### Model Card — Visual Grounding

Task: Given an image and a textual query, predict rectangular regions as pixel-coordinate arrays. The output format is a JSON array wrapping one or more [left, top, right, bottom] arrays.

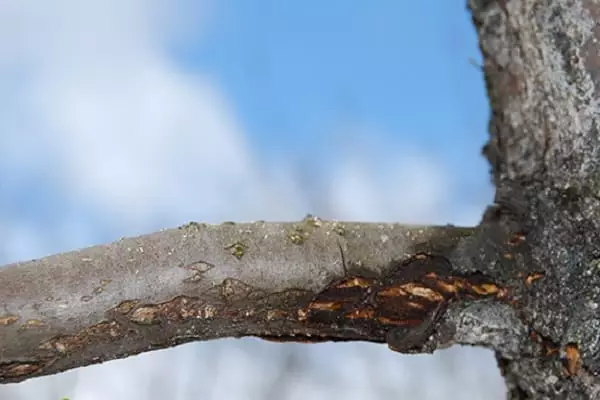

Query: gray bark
[[1, 220, 481, 383], [1, 1, 599, 398], [470, 0, 600, 397]]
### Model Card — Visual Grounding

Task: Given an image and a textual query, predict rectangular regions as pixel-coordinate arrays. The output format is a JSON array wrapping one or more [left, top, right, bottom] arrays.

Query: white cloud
[[0, 1, 501, 399], [327, 139, 453, 223], [0, 0, 270, 229]]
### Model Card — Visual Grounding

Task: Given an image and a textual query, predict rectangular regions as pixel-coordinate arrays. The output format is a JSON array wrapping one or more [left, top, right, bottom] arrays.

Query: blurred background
[[0, 0, 504, 399]]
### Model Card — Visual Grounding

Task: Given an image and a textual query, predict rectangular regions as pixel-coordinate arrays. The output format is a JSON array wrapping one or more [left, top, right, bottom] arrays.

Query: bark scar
[[298, 253, 508, 350]]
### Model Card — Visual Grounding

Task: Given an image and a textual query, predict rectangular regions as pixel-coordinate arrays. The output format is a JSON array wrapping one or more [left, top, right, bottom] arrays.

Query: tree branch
[[3, 2, 599, 398], [1, 217, 491, 383]]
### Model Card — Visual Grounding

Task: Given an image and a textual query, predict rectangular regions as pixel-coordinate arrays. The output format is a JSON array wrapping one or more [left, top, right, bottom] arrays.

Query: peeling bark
[[2, 219, 484, 383]]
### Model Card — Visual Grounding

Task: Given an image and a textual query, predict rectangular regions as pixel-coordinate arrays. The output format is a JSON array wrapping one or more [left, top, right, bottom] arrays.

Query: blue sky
[[0, 1, 493, 260], [189, 2, 485, 142], [0, 1, 502, 399], [183, 0, 490, 193]]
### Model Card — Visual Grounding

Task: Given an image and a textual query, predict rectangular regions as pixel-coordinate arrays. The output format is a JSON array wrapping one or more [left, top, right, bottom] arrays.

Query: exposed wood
[[2, 218, 490, 383]]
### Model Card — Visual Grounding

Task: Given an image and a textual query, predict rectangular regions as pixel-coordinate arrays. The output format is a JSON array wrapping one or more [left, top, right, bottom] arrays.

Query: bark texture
[[470, 0, 600, 397], [2, 1, 600, 398], [2, 219, 492, 383]]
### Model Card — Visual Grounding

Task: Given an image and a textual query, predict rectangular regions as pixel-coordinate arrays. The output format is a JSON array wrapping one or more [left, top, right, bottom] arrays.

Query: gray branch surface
[[2, 219, 489, 383]]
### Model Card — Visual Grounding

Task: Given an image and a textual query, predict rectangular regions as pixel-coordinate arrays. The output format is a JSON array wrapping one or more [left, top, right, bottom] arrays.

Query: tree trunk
[[469, 0, 600, 397]]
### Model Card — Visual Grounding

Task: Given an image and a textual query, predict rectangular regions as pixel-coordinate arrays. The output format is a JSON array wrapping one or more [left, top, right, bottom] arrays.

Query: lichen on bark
[[470, 0, 600, 397]]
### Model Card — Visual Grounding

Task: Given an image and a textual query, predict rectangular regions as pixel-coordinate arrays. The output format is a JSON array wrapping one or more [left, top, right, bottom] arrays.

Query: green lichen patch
[[288, 227, 308, 245], [225, 242, 248, 259], [332, 223, 346, 236], [451, 226, 475, 237]]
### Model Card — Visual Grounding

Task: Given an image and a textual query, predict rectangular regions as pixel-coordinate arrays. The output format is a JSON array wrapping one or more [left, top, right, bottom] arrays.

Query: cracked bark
[[1, 220, 490, 382], [1, 0, 600, 398], [470, 0, 600, 397]]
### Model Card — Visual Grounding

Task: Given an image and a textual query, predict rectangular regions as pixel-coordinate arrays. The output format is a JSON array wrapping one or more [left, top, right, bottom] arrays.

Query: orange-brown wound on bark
[[309, 301, 342, 311], [1, 362, 44, 379], [266, 309, 288, 321], [563, 343, 581, 376], [0, 315, 19, 326], [346, 308, 375, 319], [470, 283, 502, 296], [337, 277, 371, 288], [405, 301, 426, 310], [525, 272, 544, 286], [508, 232, 526, 245], [379, 283, 443, 302], [300, 253, 507, 336], [431, 280, 460, 296]]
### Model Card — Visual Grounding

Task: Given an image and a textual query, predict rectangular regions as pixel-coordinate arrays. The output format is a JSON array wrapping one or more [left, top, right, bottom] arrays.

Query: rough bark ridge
[[470, 0, 600, 397]]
